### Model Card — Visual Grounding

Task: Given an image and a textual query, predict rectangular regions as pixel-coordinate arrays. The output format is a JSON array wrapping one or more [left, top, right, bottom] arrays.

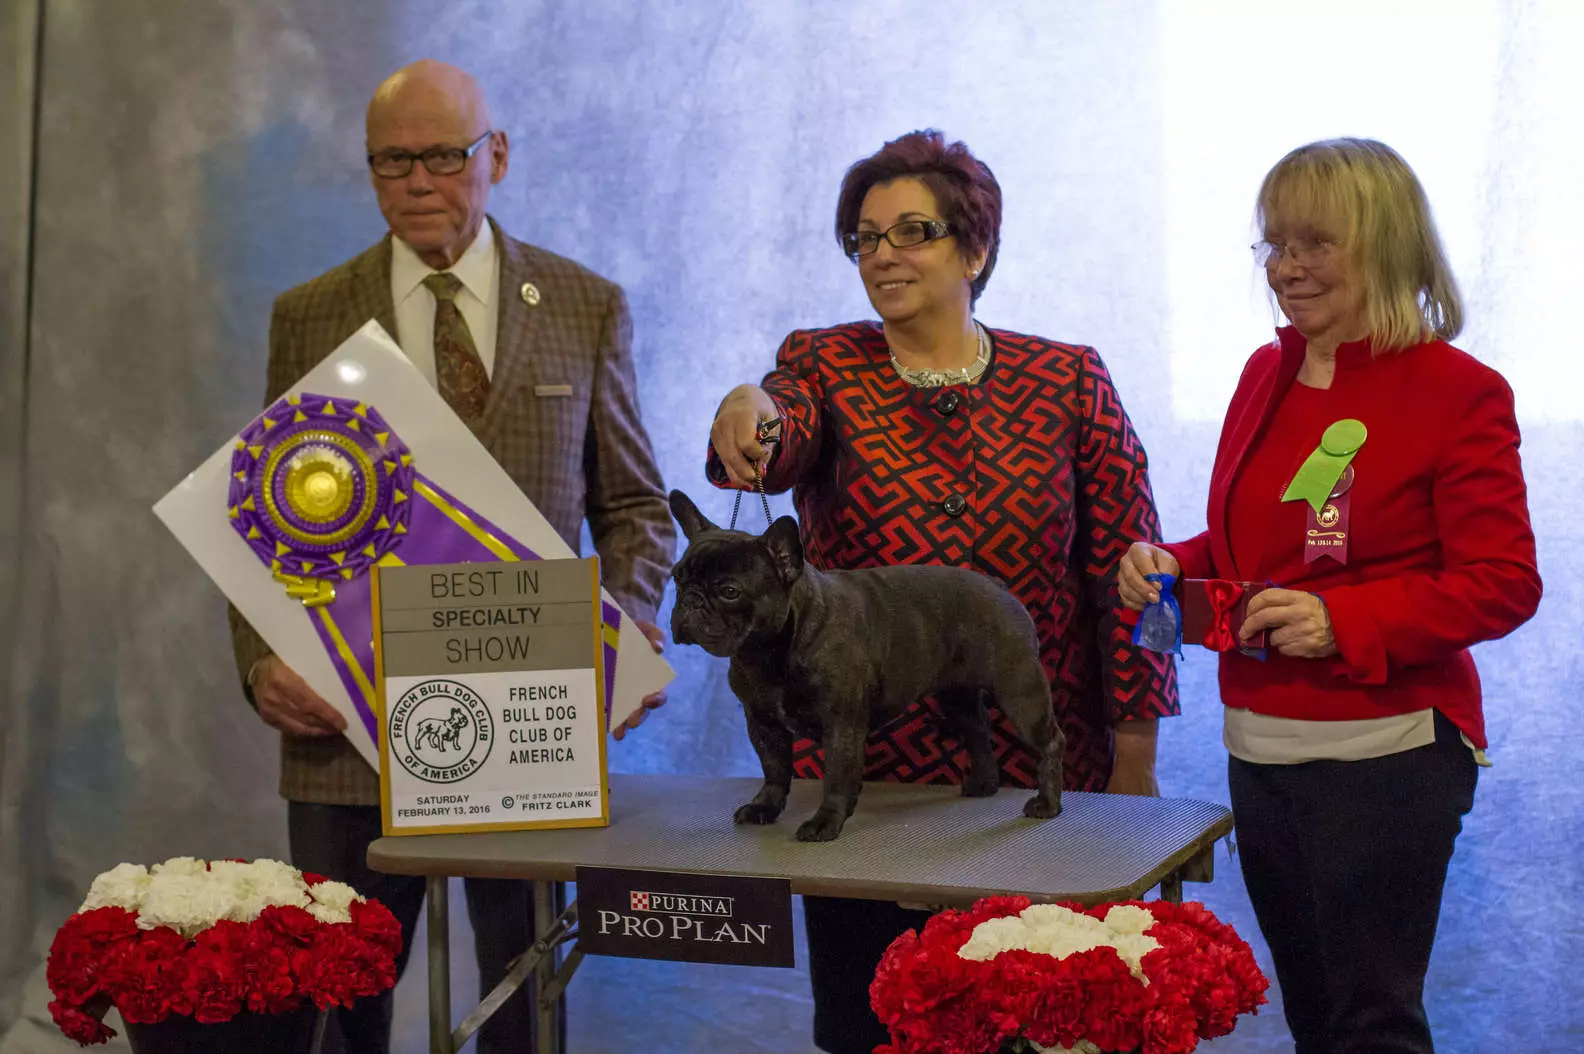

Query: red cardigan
[[1161, 328, 1541, 748]]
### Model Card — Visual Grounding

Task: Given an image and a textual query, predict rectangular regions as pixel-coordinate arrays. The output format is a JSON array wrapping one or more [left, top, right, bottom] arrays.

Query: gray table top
[[369, 775, 1231, 906]]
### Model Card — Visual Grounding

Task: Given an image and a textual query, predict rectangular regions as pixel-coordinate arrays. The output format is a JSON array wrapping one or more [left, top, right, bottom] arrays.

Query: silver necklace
[[890, 322, 991, 388]]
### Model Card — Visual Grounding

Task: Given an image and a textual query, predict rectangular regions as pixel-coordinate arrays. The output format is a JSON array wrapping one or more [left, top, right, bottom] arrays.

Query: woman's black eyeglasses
[[842, 219, 954, 260]]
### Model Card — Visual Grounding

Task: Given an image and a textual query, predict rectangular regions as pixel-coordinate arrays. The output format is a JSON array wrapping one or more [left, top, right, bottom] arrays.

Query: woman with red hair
[[707, 130, 1179, 1053]]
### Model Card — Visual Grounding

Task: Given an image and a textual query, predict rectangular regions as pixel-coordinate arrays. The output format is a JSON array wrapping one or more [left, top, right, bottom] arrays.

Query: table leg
[[427, 876, 453, 1054], [1181, 844, 1216, 883], [1159, 871, 1184, 903], [533, 880, 563, 1054]]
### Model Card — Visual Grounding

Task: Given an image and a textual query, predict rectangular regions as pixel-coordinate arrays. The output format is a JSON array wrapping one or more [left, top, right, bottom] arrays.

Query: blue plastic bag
[[1131, 572, 1183, 657]]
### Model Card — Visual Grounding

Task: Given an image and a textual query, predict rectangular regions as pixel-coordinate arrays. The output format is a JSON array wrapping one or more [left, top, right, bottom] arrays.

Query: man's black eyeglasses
[[368, 130, 494, 179]]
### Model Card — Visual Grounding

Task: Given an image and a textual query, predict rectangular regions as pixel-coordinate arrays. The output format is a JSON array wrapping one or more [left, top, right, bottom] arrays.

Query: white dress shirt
[[390, 221, 500, 385], [1223, 708, 1490, 767]]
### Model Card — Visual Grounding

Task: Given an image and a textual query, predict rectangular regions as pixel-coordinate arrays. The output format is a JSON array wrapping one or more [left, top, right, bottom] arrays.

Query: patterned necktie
[[422, 272, 490, 426]]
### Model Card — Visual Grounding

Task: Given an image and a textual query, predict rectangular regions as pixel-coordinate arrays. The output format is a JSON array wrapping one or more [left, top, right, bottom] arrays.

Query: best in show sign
[[373, 558, 609, 835]]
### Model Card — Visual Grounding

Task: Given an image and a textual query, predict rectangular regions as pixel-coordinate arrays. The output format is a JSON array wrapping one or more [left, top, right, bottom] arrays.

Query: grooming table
[[368, 773, 1233, 1054]]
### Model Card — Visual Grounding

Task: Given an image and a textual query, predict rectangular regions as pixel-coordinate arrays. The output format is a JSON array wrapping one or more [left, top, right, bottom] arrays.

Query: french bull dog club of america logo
[[391, 679, 493, 783]]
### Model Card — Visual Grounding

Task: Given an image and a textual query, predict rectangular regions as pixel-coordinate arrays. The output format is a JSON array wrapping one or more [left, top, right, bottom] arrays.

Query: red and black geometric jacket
[[708, 321, 1178, 792]]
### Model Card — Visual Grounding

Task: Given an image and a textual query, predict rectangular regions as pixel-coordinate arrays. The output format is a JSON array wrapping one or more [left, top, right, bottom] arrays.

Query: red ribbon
[[1202, 579, 1244, 651]]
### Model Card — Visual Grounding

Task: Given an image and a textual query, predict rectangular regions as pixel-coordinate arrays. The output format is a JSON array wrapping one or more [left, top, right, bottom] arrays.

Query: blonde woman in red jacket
[[1119, 138, 1541, 1053]]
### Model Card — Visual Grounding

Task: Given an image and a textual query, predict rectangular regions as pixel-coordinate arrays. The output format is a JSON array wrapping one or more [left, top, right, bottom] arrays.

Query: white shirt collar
[[391, 219, 496, 305]]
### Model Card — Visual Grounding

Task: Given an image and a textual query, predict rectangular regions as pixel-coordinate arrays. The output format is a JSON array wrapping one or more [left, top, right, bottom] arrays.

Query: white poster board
[[154, 321, 673, 767]]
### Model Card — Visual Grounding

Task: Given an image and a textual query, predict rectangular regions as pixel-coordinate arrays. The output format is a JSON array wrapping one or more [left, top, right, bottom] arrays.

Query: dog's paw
[[1022, 794, 1062, 820], [794, 810, 845, 842], [961, 773, 999, 798], [733, 801, 783, 825]]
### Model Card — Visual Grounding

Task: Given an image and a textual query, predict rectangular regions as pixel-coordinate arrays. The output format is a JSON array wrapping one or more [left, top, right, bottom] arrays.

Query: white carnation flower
[[1108, 934, 1163, 981], [244, 859, 305, 888], [306, 901, 352, 924], [150, 856, 208, 877], [256, 874, 312, 907], [138, 872, 233, 938], [305, 880, 363, 924], [79, 863, 150, 913], [1098, 904, 1155, 936], [205, 860, 309, 923], [225, 883, 301, 922], [957, 903, 1160, 984], [957, 915, 1030, 959], [203, 860, 253, 885]]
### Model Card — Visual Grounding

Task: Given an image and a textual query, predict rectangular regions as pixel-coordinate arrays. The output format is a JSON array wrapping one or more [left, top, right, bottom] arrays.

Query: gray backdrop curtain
[[2, 0, 42, 1036], [2, 2, 1580, 1051]]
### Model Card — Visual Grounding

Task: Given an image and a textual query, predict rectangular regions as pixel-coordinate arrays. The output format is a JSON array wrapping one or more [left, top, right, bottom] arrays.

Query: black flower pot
[[123, 1004, 323, 1054]]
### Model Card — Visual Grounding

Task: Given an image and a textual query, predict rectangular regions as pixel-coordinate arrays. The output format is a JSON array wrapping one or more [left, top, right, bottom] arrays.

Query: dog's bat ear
[[668, 489, 719, 539], [762, 515, 804, 586]]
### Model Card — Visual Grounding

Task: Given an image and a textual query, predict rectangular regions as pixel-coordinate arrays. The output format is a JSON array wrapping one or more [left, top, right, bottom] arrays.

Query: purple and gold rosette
[[228, 393, 623, 741]]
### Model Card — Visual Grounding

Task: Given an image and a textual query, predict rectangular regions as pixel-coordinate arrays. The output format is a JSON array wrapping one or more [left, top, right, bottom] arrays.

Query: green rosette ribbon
[[1282, 418, 1366, 512]]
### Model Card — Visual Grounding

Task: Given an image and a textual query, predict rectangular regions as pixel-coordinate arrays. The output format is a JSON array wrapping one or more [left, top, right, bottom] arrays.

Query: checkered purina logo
[[630, 891, 650, 911]]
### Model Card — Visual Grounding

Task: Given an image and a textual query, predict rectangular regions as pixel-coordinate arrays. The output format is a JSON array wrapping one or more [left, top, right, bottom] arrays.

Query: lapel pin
[[520, 282, 541, 306]]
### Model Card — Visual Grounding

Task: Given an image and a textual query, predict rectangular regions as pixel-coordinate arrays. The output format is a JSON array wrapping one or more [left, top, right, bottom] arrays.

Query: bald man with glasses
[[229, 59, 674, 1054]]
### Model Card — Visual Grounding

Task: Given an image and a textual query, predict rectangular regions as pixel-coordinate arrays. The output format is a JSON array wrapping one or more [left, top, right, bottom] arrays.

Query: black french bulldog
[[667, 489, 1063, 842]]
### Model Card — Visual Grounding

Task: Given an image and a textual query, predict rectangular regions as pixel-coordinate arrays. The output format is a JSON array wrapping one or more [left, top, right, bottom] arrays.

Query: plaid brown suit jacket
[[229, 217, 675, 805]]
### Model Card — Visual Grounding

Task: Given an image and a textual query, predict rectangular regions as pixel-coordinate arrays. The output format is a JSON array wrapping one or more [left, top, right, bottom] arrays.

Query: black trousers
[[805, 896, 933, 1054], [288, 802, 539, 1054], [1228, 711, 1477, 1054]]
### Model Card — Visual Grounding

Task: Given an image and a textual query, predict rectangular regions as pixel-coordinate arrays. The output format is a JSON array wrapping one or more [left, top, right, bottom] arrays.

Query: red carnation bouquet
[[871, 897, 1268, 1054], [46, 857, 400, 1046]]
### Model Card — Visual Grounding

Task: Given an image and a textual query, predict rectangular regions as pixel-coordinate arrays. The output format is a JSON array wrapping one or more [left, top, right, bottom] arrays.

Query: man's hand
[[1117, 542, 1181, 612], [1106, 718, 1161, 796], [611, 619, 668, 741], [710, 385, 779, 488], [251, 655, 346, 737], [1241, 588, 1337, 658]]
